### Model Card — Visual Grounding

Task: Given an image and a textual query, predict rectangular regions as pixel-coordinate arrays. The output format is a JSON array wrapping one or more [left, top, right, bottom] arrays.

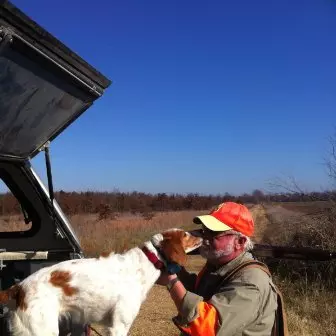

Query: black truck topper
[[0, 0, 111, 255]]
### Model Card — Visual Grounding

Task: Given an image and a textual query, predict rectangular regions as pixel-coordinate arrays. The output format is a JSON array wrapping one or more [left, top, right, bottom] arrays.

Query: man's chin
[[200, 247, 233, 260]]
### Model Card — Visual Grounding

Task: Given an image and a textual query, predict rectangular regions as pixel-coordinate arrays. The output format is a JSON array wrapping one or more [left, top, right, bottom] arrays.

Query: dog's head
[[151, 228, 203, 266]]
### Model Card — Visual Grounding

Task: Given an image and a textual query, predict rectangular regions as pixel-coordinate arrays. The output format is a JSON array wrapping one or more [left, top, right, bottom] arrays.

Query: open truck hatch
[[0, 2, 111, 334], [0, 0, 111, 160]]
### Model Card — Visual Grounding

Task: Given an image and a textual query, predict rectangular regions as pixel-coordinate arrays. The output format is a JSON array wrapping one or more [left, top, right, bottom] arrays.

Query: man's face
[[199, 226, 240, 261]]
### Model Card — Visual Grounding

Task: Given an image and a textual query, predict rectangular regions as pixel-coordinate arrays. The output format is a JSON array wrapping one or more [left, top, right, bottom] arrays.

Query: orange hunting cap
[[193, 202, 254, 237]]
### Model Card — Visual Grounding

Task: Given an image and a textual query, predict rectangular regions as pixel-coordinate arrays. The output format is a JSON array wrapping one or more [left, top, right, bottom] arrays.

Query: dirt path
[[250, 204, 270, 243]]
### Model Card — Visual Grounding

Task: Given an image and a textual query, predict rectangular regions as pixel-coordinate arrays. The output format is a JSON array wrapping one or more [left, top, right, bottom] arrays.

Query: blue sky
[[9, 0, 336, 195]]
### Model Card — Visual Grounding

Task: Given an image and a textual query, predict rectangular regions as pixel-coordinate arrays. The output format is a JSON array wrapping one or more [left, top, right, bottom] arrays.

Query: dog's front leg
[[106, 324, 131, 336], [106, 296, 142, 336], [106, 319, 134, 336]]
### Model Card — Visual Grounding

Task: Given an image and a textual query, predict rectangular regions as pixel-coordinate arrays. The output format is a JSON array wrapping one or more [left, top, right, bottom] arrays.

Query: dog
[[0, 228, 202, 336]]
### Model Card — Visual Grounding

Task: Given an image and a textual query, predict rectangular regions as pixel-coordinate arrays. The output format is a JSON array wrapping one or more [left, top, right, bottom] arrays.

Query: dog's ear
[[161, 232, 187, 266]]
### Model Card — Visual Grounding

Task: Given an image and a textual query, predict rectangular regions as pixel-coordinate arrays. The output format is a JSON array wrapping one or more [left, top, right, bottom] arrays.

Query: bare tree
[[325, 130, 336, 184]]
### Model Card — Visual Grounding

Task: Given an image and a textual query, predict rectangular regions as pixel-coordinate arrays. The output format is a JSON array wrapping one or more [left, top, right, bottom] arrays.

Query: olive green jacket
[[173, 252, 278, 336]]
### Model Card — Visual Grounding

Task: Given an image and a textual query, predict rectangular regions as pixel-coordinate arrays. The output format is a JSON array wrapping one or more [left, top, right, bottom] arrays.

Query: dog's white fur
[[0, 228, 202, 336]]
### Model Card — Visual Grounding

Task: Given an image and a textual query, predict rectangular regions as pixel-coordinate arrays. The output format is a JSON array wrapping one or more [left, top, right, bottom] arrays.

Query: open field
[[278, 200, 333, 212], [260, 203, 336, 336], [70, 210, 205, 256], [1, 202, 335, 335]]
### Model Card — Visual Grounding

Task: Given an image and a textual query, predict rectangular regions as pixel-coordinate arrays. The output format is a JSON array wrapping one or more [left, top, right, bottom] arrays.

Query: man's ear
[[161, 238, 187, 266], [236, 236, 247, 249]]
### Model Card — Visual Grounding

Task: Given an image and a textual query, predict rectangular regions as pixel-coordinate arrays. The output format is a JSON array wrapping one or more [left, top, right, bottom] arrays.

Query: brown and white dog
[[0, 228, 202, 336]]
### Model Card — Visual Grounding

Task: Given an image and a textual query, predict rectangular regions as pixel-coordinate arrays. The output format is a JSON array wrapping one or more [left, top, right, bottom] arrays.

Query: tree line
[[0, 189, 335, 216]]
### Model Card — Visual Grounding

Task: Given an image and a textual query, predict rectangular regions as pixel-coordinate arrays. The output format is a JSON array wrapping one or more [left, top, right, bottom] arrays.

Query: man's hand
[[156, 272, 177, 286]]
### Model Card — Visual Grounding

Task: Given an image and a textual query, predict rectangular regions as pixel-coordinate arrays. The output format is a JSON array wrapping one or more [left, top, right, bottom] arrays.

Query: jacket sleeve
[[177, 267, 198, 291], [172, 280, 261, 336]]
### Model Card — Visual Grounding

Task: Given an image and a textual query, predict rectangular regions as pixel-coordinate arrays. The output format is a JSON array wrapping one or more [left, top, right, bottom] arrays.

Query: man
[[157, 202, 280, 336]]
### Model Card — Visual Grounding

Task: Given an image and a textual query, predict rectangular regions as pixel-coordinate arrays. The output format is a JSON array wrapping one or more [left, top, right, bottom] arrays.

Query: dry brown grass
[[279, 201, 333, 215], [0, 214, 31, 231], [70, 210, 202, 256], [262, 203, 336, 336], [280, 278, 336, 336]]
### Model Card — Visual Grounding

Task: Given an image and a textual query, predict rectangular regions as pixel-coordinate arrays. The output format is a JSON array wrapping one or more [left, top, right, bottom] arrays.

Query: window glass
[[0, 178, 32, 232]]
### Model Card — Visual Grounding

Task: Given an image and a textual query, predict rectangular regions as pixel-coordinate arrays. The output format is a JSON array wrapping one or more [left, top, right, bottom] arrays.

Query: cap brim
[[193, 215, 232, 232]]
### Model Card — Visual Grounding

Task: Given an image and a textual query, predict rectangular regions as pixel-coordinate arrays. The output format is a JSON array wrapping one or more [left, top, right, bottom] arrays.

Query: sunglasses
[[200, 227, 237, 240]]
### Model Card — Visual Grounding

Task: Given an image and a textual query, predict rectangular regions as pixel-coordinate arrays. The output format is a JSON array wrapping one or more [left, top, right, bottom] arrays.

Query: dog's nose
[[188, 229, 203, 238], [203, 239, 210, 245]]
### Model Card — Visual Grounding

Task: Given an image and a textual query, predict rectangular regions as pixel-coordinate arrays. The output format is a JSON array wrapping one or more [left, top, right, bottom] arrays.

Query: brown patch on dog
[[49, 271, 78, 296], [0, 285, 27, 311], [16, 285, 27, 311], [161, 230, 187, 266]]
